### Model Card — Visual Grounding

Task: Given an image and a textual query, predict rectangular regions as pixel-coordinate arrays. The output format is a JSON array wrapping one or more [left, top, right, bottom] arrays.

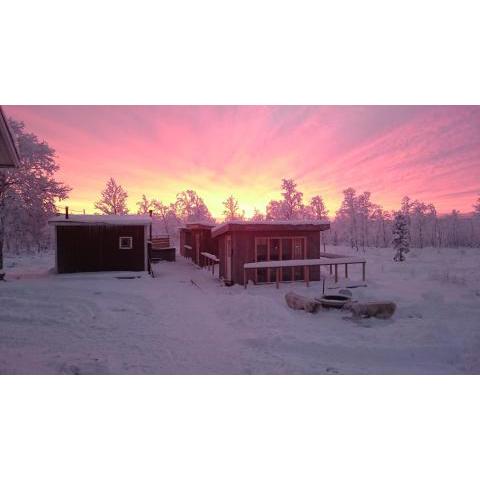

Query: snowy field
[[1, 247, 479, 374]]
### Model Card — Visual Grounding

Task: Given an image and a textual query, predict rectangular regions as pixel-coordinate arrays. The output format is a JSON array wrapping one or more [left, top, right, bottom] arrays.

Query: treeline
[[1, 117, 479, 272], [95, 176, 480, 249]]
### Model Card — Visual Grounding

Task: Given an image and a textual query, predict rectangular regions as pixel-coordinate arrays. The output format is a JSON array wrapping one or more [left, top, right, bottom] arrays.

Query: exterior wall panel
[[56, 224, 145, 273]]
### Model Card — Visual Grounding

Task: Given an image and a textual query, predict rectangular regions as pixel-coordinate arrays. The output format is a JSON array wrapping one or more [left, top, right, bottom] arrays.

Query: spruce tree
[[392, 212, 410, 262]]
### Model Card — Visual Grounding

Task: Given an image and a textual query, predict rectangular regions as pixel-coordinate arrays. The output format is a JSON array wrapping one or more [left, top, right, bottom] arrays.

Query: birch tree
[[0, 118, 70, 273], [94, 177, 129, 214]]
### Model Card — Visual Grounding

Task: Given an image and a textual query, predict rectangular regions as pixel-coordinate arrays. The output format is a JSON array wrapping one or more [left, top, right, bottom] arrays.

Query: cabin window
[[255, 236, 306, 283], [119, 236, 133, 249]]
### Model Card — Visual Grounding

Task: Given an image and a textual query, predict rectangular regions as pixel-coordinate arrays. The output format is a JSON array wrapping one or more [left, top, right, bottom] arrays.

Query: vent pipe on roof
[[65, 206, 69, 219]]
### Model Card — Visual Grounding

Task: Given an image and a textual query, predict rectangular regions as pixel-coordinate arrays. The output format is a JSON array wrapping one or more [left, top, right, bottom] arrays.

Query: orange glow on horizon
[[4, 105, 480, 219]]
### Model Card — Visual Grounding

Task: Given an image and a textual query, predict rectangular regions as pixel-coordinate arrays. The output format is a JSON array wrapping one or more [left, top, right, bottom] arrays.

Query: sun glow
[[5, 105, 480, 219]]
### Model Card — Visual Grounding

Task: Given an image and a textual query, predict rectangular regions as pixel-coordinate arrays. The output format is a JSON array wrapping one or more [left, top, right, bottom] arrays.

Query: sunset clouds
[[4, 105, 480, 217]]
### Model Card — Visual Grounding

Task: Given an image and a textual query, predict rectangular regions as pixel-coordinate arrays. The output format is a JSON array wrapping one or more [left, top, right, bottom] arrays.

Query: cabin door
[[225, 235, 232, 281], [195, 233, 200, 264]]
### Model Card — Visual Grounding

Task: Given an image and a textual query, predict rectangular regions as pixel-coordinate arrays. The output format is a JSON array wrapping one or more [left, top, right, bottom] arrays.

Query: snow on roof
[[48, 214, 152, 226], [185, 221, 217, 228], [211, 219, 330, 237]]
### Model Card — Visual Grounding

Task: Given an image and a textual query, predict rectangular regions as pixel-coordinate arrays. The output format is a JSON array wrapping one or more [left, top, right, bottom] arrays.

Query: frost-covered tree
[[250, 208, 265, 221], [222, 195, 244, 221], [266, 199, 286, 220], [371, 207, 391, 248], [0, 118, 70, 272], [280, 178, 304, 219], [174, 190, 213, 223], [336, 188, 359, 250], [94, 177, 129, 214], [136, 194, 156, 214], [136, 194, 182, 237], [306, 195, 329, 220], [357, 192, 375, 249], [474, 194, 480, 216], [392, 212, 410, 262], [411, 200, 428, 248], [266, 178, 304, 220]]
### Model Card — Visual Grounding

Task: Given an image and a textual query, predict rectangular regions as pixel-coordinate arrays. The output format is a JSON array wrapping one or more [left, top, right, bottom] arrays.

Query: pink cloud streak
[[3, 105, 480, 217]]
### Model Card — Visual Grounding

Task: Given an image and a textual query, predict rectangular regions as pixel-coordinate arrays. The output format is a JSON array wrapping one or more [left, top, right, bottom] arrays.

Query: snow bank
[[1, 247, 479, 374]]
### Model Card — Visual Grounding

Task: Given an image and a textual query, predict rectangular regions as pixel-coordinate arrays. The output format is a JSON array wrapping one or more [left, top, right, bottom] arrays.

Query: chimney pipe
[[65, 206, 69, 219], [149, 209, 153, 217]]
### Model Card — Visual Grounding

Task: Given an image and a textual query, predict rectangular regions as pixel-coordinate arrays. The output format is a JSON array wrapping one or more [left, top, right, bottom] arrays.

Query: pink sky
[[4, 105, 480, 217]]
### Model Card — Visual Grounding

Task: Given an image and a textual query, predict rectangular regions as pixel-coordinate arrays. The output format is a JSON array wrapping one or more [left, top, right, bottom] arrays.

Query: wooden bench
[[149, 236, 176, 262]]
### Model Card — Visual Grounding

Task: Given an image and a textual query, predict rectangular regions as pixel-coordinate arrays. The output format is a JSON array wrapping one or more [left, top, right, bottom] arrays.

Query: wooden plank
[[334, 264, 338, 283]]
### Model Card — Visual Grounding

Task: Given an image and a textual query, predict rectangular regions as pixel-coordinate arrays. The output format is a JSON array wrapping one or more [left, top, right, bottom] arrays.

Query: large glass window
[[255, 236, 305, 283], [281, 238, 293, 281], [268, 239, 280, 282], [256, 238, 268, 283], [293, 238, 305, 280]]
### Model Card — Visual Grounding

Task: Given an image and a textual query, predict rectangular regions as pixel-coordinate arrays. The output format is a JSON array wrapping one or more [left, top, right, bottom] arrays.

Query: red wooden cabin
[[211, 221, 330, 286]]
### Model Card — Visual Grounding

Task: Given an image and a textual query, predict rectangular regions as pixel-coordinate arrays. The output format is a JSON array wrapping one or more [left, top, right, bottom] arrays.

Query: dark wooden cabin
[[49, 214, 152, 273], [179, 222, 218, 266], [211, 221, 330, 286]]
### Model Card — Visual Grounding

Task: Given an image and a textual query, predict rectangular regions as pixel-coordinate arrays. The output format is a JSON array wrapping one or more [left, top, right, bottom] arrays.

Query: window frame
[[254, 236, 307, 284], [119, 236, 133, 250]]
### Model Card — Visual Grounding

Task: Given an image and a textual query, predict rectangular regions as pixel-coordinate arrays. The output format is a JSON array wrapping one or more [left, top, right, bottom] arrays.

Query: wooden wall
[[189, 228, 218, 266], [56, 224, 146, 273]]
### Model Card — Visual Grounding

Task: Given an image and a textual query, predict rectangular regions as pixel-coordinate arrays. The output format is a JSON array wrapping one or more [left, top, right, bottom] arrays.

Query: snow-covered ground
[[1, 246, 479, 374]]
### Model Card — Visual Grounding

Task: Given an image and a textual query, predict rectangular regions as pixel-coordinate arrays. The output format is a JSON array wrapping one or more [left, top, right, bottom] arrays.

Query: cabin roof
[[211, 220, 330, 238], [48, 214, 152, 226], [0, 106, 20, 168], [185, 221, 216, 229]]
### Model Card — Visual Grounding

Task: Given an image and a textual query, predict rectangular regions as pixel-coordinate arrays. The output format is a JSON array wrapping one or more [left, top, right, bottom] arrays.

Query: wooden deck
[[243, 255, 366, 288]]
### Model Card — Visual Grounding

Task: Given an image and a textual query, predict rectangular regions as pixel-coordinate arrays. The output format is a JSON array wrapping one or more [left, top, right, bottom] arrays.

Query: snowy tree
[[94, 178, 129, 214], [306, 195, 329, 220], [0, 118, 70, 272], [250, 208, 265, 221], [336, 188, 358, 250], [371, 207, 391, 248], [266, 199, 286, 220], [136, 194, 156, 214], [222, 195, 244, 221], [357, 191, 375, 249], [153, 199, 182, 236], [392, 212, 410, 262], [174, 190, 213, 223], [474, 194, 480, 216], [266, 178, 304, 220], [411, 200, 428, 248], [280, 178, 304, 219]]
